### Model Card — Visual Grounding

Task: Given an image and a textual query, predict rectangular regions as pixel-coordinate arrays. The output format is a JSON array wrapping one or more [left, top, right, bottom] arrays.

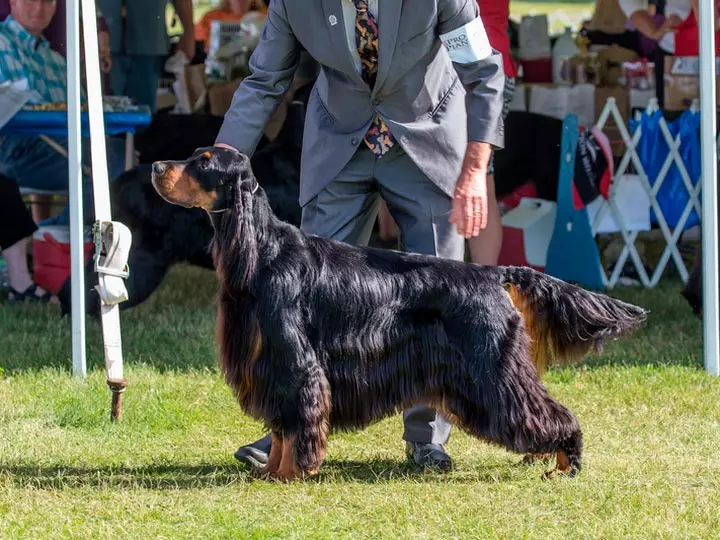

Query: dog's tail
[[501, 266, 647, 374]]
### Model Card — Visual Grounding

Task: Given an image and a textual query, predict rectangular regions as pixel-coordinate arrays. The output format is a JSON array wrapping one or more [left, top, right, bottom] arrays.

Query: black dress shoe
[[234, 434, 272, 468], [405, 442, 452, 472]]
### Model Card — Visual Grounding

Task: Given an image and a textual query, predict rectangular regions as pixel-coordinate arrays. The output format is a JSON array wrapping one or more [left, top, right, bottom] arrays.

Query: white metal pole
[[699, 0, 720, 376], [66, 0, 86, 378]]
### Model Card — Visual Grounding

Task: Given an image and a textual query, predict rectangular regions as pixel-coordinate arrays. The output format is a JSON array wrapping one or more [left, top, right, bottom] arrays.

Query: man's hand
[[215, 143, 237, 151], [449, 142, 492, 238], [450, 166, 489, 238]]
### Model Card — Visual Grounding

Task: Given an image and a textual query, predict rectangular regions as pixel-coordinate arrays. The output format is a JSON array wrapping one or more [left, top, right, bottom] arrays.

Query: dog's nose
[[152, 162, 166, 175]]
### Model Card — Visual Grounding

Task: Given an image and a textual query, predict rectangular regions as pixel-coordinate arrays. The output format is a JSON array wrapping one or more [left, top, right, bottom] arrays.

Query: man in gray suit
[[215, 0, 505, 471]]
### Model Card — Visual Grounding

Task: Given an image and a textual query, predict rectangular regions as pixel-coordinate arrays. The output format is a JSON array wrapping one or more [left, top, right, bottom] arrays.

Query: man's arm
[[214, 0, 301, 156], [437, 0, 504, 237], [438, 0, 504, 152], [173, 0, 195, 60]]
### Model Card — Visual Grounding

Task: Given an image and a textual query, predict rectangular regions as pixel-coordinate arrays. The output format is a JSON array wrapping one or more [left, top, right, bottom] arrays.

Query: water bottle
[[553, 27, 579, 85]]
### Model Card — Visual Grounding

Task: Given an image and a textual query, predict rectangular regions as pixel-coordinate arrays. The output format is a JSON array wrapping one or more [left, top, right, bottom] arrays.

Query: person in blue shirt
[[0, 0, 125, 227]]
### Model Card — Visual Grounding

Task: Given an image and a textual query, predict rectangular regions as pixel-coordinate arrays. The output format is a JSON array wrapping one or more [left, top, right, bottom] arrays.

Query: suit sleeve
[[437, 0, 505, 149], [214, 0, 301, 155]]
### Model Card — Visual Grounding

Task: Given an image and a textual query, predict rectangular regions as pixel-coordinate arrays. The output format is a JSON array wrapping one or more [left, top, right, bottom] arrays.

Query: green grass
[[0, 265, 719, 538], [511, 2, 595, 33]]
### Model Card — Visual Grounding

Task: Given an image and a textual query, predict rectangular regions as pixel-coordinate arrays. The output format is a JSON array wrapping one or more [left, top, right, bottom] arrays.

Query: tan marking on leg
[[255, 432, 283, 478], [272, 435, 300, 481], [543, 450, 574, 479]]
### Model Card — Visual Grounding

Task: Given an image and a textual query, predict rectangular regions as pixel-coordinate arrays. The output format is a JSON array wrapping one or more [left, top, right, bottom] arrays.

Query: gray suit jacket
[[215, 0, 505, 206]]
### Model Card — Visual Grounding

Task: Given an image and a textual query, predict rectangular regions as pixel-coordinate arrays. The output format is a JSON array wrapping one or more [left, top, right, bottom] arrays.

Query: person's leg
[[468, 77, 515, 266], [0, 175, 53, 302], [29, 194, 53, 222], [467, 170, 502, 265], [124, 55, 163, 114], [109, 54, 131, 98], [374, 144, 465, 470], [377, 199, 399, 244], [234, 146, 381, 468], [0, 135, 128, 227], [653, 47, 668, 109]]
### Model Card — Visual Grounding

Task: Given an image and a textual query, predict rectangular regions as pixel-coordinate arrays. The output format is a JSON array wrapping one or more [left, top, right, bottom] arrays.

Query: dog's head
[[150, 146, 257, 212]]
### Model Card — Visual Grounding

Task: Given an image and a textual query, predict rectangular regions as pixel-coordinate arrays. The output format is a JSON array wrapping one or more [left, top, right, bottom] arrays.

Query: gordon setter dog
[[57, 101, 306, 317], [150, 147, 647, 481]]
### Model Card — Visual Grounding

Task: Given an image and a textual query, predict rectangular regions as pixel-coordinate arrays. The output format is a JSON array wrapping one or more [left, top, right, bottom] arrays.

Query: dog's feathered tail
[[501, 266, 647, 374]]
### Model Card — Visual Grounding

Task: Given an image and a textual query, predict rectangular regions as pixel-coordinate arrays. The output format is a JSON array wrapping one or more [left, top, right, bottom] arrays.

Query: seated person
[[0, 0, 125, 227], [0, 173, 55, 304], [0, 0, 110, 63], [1, 0, 112, 222], [618, 0, 687, 106], [195, 0, 267, 52]]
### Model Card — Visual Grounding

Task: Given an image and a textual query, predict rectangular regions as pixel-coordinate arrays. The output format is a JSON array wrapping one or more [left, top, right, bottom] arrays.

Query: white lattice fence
[[590, 97, 702, 288]]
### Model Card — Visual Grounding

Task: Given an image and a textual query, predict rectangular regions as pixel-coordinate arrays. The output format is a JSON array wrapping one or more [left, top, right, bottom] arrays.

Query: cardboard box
[[584, 0, 628, 34], [207, 77, 290, 141], [208, 78, 242, 117], [664, 56, 720, 111]]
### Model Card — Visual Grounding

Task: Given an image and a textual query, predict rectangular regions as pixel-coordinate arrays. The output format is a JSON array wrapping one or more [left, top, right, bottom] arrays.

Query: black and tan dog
[[151, 147, 647, 481]]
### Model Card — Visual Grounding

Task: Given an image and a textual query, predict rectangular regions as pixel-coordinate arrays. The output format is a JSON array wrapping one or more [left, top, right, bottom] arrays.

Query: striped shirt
[[0, 16, 68, 103]]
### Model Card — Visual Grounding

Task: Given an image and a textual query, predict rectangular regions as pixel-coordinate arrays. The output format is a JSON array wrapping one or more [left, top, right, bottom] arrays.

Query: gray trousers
[[300, 143, 465, 445]]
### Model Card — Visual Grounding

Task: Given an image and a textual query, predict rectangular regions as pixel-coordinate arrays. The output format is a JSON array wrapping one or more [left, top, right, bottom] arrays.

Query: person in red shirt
[[468, 0, 517, 265], [673, 0, 720, 57]]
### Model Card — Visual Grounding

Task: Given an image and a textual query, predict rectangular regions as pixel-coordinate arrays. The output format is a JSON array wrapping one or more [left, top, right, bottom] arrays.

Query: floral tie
[[354, 0, 395, 156]]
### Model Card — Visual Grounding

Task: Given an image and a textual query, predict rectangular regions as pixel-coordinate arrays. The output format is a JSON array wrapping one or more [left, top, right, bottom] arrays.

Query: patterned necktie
[[353, 0, 395, 156]]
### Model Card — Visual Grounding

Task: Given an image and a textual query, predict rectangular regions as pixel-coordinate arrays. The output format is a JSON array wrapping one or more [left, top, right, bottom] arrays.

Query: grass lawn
[[0, 264, 719, 538]]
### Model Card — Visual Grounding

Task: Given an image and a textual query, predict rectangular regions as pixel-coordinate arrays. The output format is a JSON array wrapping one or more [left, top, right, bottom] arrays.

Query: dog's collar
[[209, 181, 260, 214]]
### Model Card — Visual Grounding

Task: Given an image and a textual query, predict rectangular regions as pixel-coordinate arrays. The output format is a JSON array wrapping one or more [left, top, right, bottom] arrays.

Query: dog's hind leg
[[446, 310, 583, 478]]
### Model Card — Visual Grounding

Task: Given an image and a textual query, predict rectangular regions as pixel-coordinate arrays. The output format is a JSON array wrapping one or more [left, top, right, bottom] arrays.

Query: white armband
[[439, 17, 492, 64]]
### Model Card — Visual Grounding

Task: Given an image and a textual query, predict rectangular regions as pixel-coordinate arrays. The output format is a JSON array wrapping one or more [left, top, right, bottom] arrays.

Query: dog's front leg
[[271, 366, 331, 482], [257, 306, 331, 482], [253, 431, 283, 478]]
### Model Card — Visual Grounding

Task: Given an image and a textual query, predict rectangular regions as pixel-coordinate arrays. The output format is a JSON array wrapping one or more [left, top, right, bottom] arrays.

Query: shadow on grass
[[0, 459, 523, 489]]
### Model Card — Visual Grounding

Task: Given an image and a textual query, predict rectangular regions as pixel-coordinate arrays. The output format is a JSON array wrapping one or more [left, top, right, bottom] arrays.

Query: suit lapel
[[321, 0, 366, 86], [374, 0, 402, 95]]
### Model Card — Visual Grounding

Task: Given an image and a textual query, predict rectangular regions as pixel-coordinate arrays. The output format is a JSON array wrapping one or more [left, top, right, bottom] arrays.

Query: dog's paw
[[250, 464, 275, 480], [268, 469, 302, 482], [542, 450, 580, 480]]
